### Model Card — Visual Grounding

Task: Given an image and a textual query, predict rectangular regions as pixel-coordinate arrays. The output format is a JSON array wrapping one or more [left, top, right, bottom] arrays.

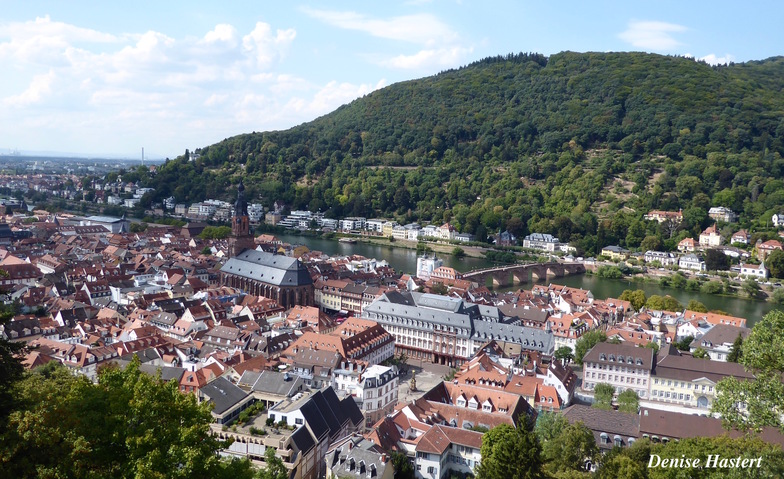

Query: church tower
[[228, 180, 255, 257]]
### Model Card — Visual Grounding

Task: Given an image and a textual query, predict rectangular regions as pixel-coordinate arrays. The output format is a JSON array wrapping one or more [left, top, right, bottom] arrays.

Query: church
[[220, 181, 314, 309]]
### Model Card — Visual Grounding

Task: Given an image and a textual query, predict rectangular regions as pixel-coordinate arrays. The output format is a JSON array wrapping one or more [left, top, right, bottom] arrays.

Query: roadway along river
[[276, 233, 781, 325]]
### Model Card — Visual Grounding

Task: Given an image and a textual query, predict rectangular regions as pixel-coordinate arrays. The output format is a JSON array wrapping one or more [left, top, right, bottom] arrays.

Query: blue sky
[[1, 1, 781, 158]]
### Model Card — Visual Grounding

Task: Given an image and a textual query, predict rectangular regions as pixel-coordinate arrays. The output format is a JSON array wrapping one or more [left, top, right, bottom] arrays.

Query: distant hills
[[144, 51, 784, 254]]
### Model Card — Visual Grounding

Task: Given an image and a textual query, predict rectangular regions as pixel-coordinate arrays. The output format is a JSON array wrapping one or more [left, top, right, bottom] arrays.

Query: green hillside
[[143, 51, 784, 254]]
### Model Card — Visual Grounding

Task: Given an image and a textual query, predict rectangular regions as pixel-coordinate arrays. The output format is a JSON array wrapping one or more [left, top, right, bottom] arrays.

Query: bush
[[772, 288, 784, 304], [266, 417, 275, 427], [700, 280, 724, 295], [596, 265, 623, 279]]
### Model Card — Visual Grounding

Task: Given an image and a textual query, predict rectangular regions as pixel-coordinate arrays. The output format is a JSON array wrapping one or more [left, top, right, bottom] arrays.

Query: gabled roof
[[199, 376, 249, 415]]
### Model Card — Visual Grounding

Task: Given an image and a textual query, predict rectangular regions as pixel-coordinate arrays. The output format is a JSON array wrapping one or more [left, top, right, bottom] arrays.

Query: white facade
[[340, 217, 367, 231], [643, 251, 679, 266], [334, 364, 399, 428], [740, 263, 767, 279], [523, 233, 560, 252], [678, 254, 706, 272], [416, 255, 443, 281], [248, 203, 264, 223]]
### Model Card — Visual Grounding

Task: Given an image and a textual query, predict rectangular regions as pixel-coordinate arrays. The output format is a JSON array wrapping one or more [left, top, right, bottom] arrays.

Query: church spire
[[229, 180, 254, 257], [234, 179, 248, 217]]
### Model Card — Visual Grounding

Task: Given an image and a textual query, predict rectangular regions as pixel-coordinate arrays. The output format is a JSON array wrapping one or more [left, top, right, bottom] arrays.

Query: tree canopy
[[575, 330, 607, 365], [476, 423, 543, 479], [134, 52, 784, 254], [0, 359, 255, 479], [712, 309, 784, 433]]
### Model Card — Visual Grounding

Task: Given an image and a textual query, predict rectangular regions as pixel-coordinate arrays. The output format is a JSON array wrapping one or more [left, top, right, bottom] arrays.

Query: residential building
[[643, 251, 678, 266], [523, 233, 560, 252], [756, 239, 783, 261], [699, 224, 722, 247], [731, 229, 751, 245], [644, 210, 683, 224], [688, 324, 751, 362], [678, 254, 706, 272], [677, 238, 697, 252], [773, 214, 784, 228], [284, 318, 395, 366], [415, 426, 483, 479], [333, 363, 399, 428], [562, 405, 640, 453], [708, 206, 738, 223], [198, 376, 254, 425], [326, 438, 394, 479], [494, 230, 517, 246], [601, 245, 630, 261], [339, 217, 366, 232], [415, 255, 443, 281], [651, 346, 753, 410], [739, 262, 767, 279], [581, 342, 654, 399]]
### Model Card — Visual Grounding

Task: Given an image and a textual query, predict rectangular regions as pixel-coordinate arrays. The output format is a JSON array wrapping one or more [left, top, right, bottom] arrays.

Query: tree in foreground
[[258, 447, 288, 479], [554, 346, 575, 364], [713, 309, 784, 433], [645, 295, 683, 312], [726, 333, 743, 363], [476, 423, 543, 479], [619, 289, 646, 311], [592, 383, 615, 410], [541, 421, 597, 476], [0, 358, 255, 479], [0, 297, 25, 422], [575, 330, 606, 365], [389, 451, 415, 479], [617, 389, 639, 413]]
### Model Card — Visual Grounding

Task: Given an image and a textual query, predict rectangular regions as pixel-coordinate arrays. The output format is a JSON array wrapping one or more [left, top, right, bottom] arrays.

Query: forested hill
[[144, 51, 784, 254]]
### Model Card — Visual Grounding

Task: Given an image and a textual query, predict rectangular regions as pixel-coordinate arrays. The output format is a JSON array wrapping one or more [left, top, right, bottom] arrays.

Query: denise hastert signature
[[648, 454, 763, 469]]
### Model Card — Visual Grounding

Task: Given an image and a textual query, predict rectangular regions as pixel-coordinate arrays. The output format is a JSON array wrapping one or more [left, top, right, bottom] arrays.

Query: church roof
[[220, 249, 312, 287]]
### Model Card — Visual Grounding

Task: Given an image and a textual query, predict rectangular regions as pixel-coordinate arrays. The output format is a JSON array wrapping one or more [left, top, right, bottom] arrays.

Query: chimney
[[348, 441, 354, 450], [381, 454, 387, 464]]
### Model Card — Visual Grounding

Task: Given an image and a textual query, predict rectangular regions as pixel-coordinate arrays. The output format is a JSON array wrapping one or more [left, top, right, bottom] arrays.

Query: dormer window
[[600, 353, 607, 361], [609, 354, 615, 362], [636, 358, 643, 366]]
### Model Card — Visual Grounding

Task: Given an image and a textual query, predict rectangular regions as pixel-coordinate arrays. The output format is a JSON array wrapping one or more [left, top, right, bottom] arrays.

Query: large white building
[[363, 292, 554, 367]]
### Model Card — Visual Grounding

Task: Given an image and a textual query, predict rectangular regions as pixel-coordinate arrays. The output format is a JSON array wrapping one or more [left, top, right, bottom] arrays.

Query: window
[[427, 467, 436, 474], [295, 418, 303, 425]]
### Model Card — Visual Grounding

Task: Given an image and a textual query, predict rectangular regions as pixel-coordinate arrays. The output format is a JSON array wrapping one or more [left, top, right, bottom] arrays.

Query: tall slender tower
[[228, 179, 255, 257]]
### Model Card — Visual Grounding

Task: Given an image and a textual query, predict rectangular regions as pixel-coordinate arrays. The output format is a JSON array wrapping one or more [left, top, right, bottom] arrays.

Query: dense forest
[[137, 51, 784, 255]]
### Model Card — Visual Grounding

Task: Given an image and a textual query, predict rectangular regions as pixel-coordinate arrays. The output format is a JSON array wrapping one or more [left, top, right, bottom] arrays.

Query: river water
[[277, 233, 780, 325]]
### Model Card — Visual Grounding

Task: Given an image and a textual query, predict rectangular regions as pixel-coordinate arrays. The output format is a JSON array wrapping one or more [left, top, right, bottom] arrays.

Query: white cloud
[[0, 16, 391, 156], [383, 46, 473, 69], [4, 70, 55, 106], [618, 21, 687, 51], [301, 8, 457, 46], [242, 22, 296, 69], [203, 24, 238, 45], [699, 53, 735, 65]]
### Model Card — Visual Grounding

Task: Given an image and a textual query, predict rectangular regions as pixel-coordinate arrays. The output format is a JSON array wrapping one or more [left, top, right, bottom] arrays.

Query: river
[[276, 233, 781, 325]]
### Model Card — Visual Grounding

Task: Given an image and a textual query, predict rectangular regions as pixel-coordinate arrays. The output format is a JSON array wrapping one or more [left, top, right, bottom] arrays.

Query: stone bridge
[[462, 262, 586, 288]]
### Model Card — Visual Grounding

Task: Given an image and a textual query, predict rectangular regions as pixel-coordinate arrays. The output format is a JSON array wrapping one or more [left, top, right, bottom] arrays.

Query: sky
[[1, 1, 782, 159]]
